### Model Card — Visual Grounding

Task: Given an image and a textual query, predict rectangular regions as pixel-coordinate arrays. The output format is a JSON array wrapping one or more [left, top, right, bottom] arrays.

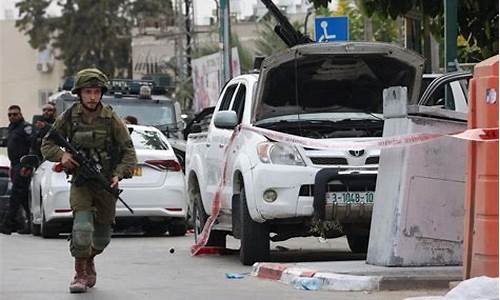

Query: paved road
[[0, 232, 447, 300]]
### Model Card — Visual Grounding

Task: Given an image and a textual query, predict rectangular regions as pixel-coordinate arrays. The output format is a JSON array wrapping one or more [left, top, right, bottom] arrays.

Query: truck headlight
[[257, 142, 305, 166]]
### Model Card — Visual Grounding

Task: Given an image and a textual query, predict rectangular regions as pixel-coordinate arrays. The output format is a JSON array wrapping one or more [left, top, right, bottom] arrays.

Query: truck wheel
[[346, 234, 369, 253], [192, 192, 226, 247], [239, 186, 269, 265]]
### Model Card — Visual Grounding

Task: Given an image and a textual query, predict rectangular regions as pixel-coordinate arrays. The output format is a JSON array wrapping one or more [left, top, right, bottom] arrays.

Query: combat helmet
[[71, 68, 109, 94]]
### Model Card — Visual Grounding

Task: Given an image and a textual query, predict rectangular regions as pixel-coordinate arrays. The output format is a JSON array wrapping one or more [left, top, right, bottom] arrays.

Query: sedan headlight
[[257, 142, 305, 166]]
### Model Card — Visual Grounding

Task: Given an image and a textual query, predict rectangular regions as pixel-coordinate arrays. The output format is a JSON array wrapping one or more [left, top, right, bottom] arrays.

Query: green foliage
[[357, 0, 498, 61], [458, 0, 498, 60], [15, 0, 173, 77]]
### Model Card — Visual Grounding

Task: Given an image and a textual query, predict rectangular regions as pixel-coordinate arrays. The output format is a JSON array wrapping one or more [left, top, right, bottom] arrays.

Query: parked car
[[30, 125, 188, 238]]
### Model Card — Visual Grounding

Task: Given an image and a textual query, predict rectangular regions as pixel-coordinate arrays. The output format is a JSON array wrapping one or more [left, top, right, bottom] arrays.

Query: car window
[[425, 83, 451, 108], [130, 129, 169, 150], [231, 85, 246, 124], [219, 84, 238, 111]]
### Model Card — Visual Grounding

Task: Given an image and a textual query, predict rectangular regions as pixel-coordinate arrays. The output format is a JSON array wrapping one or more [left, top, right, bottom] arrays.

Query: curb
[[252, 263, 381, 291]]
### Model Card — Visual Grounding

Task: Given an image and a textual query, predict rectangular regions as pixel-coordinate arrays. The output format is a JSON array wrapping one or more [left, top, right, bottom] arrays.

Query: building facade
[[0, 19, 65, 125]]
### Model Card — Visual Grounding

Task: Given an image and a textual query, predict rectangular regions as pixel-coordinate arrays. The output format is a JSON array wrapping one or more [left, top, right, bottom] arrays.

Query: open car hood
[[252, 42, 425, 124]]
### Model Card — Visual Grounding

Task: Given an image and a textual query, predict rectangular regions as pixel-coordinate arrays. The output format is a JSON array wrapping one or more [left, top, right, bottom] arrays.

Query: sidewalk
[[252, 260, 462, 291]]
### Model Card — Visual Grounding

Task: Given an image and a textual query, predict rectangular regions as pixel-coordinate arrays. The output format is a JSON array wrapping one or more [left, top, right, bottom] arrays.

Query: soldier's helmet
[[71, 68, 109, 94]]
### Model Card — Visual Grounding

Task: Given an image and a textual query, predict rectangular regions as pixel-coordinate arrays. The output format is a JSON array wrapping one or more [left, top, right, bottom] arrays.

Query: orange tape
[[191, 126, 498, 255]]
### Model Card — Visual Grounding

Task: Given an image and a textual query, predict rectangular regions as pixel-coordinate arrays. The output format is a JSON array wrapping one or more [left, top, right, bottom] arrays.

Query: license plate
[[325, 191, 375, 204], [133, 166, 142, 176]]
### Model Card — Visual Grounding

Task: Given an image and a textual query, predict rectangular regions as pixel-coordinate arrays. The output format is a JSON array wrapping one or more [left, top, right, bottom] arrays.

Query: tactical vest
[[64, 104, 117, 183]]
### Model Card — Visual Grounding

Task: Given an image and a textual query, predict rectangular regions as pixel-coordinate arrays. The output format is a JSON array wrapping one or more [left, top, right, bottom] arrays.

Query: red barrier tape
[[191, 126, 498, 255]]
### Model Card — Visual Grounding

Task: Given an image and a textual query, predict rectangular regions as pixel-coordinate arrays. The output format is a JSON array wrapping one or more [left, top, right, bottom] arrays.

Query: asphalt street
[[0, 232, 448, 300]]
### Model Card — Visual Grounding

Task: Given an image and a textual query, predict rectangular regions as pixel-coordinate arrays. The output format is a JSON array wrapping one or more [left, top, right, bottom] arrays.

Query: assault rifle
[[260, 0, 312, 47], [46, 129, 134, 214]]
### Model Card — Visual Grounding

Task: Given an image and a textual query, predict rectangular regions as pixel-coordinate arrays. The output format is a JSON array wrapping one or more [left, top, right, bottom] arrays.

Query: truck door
[[205, 83, 239, 207], [221, 83, 247, 210]]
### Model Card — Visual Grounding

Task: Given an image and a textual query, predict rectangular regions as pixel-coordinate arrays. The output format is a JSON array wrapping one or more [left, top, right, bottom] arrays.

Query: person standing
[[31, 103, 56, 161], [41, 68, 137, 293], [0, 105, 34, 235]]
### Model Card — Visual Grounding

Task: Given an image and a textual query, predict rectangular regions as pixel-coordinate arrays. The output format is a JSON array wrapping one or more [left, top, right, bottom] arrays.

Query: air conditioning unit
[[36, 62, 53, 73]]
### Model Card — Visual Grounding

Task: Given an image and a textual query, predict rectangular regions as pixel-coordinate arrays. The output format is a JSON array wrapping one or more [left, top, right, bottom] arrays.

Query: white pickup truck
[[185, 42, 469, 265]]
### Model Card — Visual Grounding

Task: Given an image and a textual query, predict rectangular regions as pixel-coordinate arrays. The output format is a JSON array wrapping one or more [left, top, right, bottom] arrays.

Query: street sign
[[314, 16, 349, 42]]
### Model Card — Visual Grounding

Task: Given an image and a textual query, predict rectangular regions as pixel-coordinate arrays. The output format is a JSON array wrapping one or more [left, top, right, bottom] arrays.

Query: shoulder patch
[[24, 125, 33, 135]]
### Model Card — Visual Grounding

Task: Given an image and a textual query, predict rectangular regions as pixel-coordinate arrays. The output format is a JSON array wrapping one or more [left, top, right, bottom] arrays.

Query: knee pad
[[93, 223, 112, 251], [71, 211, 94, 252]]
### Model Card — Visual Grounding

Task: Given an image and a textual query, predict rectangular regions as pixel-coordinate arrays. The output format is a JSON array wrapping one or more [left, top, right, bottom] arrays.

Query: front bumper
[[251, 164, 376, 223]]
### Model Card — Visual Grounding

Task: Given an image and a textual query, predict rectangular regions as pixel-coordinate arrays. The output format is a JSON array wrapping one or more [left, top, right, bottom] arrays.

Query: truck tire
[[239, 186, 269, 265], [192, 192, 226, 247], [346, 234, 369, 253]]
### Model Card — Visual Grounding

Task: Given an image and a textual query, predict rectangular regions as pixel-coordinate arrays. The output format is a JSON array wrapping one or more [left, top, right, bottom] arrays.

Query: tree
[[15, 0, 173, 77], [357, 0, 498, 63]]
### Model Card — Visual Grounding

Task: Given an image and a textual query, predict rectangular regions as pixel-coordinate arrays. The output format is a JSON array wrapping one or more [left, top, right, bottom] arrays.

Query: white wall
[[0, 20, 65, 126]]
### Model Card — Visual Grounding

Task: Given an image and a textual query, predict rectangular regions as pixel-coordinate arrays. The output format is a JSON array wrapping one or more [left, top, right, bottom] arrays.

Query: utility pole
[[174, 0, 195, 110], [444, 0, 457, 72], [220, 0, 232, 84], [444, 0, 458, 109]]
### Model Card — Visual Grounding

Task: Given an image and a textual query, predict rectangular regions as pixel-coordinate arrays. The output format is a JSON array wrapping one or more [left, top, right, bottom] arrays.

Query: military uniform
[[41, 67, 137, 293], [42, 102, 137, 243]]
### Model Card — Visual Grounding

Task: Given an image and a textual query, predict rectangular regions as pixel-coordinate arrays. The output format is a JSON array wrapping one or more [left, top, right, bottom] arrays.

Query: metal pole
[[444, 0, 457, 72], [444, 0, 457, 109], [220, 0, 232, 83]]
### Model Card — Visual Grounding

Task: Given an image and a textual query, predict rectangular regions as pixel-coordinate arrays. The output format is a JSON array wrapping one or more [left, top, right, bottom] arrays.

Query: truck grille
[[310, 157, 348, 165]]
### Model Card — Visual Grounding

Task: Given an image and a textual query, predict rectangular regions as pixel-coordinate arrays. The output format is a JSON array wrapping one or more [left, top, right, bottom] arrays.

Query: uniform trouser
[[4, 165, 31, 229], [69, 184, 116, 258]]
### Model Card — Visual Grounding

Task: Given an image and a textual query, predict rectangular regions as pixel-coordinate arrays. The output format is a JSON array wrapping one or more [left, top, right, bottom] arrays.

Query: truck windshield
[[108, 102, 175, 126]]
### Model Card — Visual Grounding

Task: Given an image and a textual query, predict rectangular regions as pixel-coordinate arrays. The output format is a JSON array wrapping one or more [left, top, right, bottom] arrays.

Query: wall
[[0, 20, 65, 126]]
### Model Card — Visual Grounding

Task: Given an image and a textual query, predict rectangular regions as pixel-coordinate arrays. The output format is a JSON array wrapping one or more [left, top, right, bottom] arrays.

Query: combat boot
[[69, 258, 88, 293], [86, 249, 100, 288]]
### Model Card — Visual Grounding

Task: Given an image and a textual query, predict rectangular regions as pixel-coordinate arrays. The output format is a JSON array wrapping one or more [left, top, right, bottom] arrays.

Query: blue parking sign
[[314, 16, 349, 42]]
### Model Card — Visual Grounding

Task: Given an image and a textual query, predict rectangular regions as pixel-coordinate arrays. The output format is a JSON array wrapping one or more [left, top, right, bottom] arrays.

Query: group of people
[[1, 102, 56, 235], [1, 68, 138, 294]]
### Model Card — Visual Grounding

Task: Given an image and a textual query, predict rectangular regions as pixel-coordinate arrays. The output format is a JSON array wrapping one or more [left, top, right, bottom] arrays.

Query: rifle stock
[[47, 129, 134, 214]]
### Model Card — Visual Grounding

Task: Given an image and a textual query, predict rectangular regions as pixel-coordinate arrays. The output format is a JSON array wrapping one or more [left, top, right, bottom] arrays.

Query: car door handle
[[219, 143, 225, 148]]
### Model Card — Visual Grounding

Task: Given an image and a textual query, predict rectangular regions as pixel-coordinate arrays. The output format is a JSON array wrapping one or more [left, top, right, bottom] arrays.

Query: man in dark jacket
[[0, 105, 34, 235]]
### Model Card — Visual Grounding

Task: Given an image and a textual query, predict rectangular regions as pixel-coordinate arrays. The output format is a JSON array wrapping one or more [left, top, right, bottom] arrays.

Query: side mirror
[[214, 111, 238, 129], [0, 127, 8, 147]]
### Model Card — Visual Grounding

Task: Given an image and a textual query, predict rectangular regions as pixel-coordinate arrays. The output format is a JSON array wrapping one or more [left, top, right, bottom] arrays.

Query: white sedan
[[30, 125, 188, 238]]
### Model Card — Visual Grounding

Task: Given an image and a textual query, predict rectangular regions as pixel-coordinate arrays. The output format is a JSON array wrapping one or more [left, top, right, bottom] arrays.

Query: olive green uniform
[[41, 102, 137, 257]]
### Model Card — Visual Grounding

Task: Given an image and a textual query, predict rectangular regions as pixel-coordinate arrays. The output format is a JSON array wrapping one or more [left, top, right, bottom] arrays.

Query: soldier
[[41, 68, 137, 293], [0, 105, 34, 235], [31, 103, 57, 161]]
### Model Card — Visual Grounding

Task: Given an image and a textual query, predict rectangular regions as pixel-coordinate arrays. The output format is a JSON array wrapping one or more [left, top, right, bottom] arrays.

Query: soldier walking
[[41, 68, 137, 293]]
